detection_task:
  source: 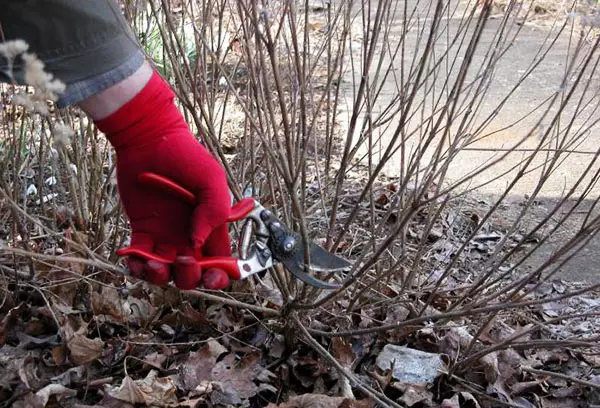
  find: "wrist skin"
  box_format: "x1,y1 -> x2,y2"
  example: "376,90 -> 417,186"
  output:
77,60 -> 154,120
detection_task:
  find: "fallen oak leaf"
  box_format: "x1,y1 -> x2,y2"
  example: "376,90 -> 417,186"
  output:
62,319 -> 104,365
0,345 -> 30,389
72,396 -> 135,408
331,337 -> 355,367
91,288 -> 129,321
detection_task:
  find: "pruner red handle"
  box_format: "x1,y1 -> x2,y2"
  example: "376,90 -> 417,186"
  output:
117,246 -> 243,280
138,172 -> 255,222
119,172 -> 256,282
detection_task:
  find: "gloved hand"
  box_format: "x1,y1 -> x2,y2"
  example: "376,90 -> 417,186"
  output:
95,71 -> 232,290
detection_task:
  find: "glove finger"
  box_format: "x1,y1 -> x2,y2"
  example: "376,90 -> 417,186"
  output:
124,233 -> 155,279
127,257 -> 146,278
145,260 -> 171,286
195,224 -> 232,290
202,268 -> 231,290
172,256 -> 202,290
144,243 -> 177,287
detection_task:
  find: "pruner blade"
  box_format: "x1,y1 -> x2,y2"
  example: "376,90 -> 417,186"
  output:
259,210 -> 351,289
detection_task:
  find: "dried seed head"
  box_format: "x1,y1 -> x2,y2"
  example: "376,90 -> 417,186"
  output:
21,52 -> 66,101
53,123 -> 74,147
0,39 -> 29,60
11,93 -> 35,111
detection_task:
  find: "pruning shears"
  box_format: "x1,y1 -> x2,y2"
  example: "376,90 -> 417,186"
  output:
119,172 -> 351,289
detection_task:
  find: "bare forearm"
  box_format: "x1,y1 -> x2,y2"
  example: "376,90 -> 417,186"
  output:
77,60 -> 153,120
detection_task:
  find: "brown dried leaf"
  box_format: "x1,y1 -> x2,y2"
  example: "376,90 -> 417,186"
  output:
12,393 -> 45,408
51,345 -> 67,365
339,400 -> 373,408
480,352 -> 500,383
440,392 -> 480,408
91,288 -> 126,320
211,353 -> 272,404
0,344 -> 28,383
36,384 -> 77,405
486,381 -> 512,405
440,327 -> 499,383
73,401 -> 135,408
268,334 -> 286,359
513,397 -> 536,408
331,337 -> 354,368
13,384 -> 77,408
206,338 -> 227,358
511,380 -> 546,396
181,302 -> 211,326
374,193 -> 389,208
106,376 -> 146,405
497,348 -> 522,385
143,352 -> 167,370
266,394 -> 372,408
580,352 -> 600,367
396,384 -> 433,407
480,320 -> 532,345
105,370 -> 177,407
67,332 -> 104,365
536,349 -> 571,365
62,319 -> 104,365
540,397 -> 584,408
177,397 -> 204,407
18,355 -> 43,389
388,303 -> 411,320
550,385 -> 583,398
290,353 -> 329,388
50,366 -> 86,387
177,346 -> 217,392
440,395 -> 460,408
439,327 -> 472,360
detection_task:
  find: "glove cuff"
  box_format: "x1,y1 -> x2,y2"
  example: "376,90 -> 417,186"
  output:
95,70 -> 179,149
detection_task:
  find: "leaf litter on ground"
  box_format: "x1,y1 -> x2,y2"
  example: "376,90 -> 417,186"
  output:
3,6 -> 600,408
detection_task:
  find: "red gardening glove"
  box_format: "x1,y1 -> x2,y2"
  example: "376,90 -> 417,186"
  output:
95,70 -> 232,290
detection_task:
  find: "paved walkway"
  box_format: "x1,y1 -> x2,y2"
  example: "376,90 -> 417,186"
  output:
336,1 -> 600,283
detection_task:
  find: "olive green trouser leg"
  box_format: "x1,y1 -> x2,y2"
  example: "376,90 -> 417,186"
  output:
0,0 -> 144,106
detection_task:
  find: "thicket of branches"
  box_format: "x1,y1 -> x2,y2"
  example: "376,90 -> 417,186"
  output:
3,0 -> 600,406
